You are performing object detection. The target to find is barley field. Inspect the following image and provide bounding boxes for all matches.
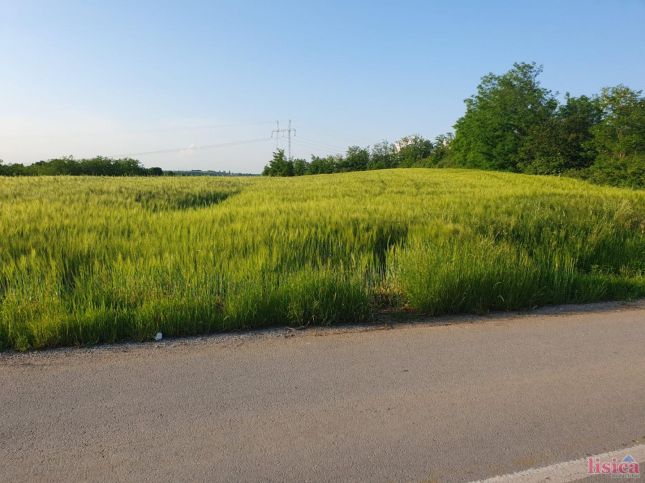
[1,169,643,351]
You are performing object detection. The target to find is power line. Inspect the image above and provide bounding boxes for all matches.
[296,135,346,151]
[292,142,339,159]
[294,137,346,154]
[118,137,271,157]
[135,120,276,134]
[113,120,348,161]
[305,128,365,148]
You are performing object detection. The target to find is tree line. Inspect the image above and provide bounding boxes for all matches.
[263,62,644,188]
[0,156,163,176]
[262,133,453,177]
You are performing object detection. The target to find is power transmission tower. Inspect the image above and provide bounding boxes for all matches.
[271,120,296,160]
[272,121,281,150]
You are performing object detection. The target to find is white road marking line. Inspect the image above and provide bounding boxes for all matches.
[475,443,645,482]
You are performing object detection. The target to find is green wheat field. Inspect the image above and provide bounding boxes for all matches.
[1,169,643,351]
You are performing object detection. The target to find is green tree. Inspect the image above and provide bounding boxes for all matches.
[0,156,161,176]
[368,141,397,169]
[396,135,433,167]
[557,94,602,169]
[262,149,294,176]
[579,86,645,188]
[429,133,454,166]
[589,86,645,159]
[292,158,309,176]
[518,93,604,174]
[452,62,558,171]
[309,155,338,174]
[344,146,370,171]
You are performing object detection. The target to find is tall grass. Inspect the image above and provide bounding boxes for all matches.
[0,169,643,351]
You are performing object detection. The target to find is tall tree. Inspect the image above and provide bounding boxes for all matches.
[557,94,602,169]
[428,133,454,166]
[581,86,645,188]
[262,149,294,176]
[292,158,309,176]
[451,62,558,171]
[344,146,370,171]
[396,135,434,167]
[368,141,397,170]
[517,95,602,175]
[308,155,337,174]
[590,86,645,159]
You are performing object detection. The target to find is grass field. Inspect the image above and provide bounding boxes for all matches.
[1,169,644,351]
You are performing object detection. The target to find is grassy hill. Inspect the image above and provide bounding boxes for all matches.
[1,169,643,350]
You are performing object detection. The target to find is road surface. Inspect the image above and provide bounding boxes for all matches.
[1,301,644,482]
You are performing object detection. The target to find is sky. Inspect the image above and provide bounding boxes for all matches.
[1,0,644,173]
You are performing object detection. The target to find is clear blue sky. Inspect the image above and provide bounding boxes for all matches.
[1,0,644,172]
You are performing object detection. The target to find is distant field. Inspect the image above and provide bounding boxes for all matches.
[1,169,643,351]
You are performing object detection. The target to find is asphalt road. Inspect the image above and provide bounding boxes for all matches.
[1,301,644,482]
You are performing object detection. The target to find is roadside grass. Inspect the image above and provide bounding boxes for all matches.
[0,169,643,350]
